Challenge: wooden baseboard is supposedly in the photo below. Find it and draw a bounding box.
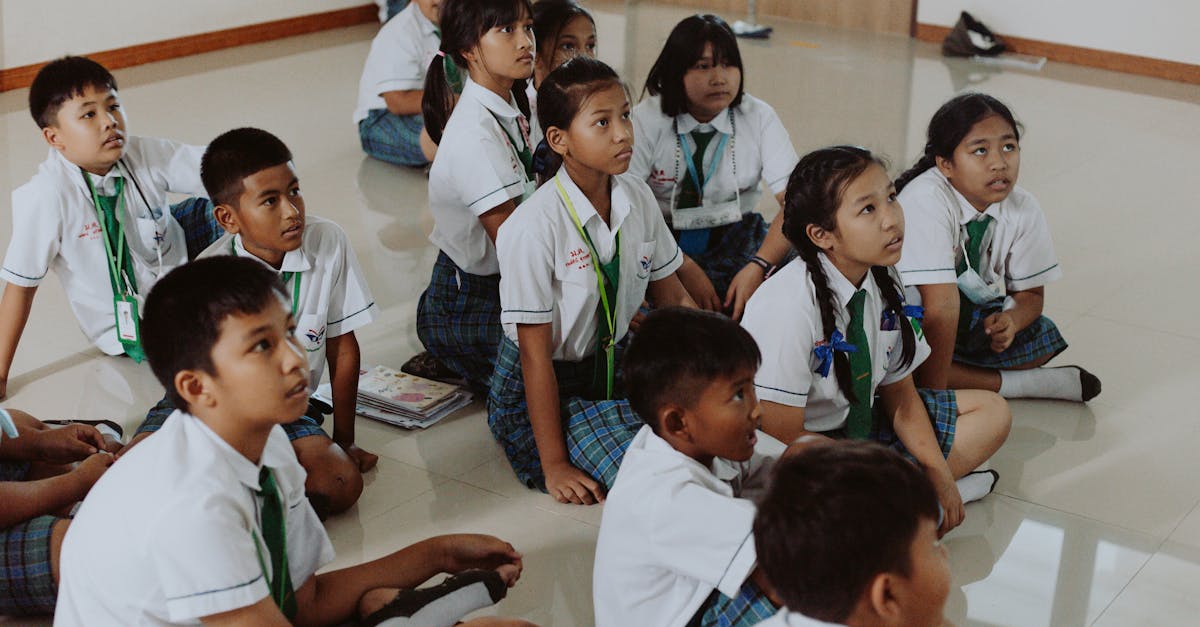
[915,23,1200,85]
[0,4,377,92]
[649,0,912,35]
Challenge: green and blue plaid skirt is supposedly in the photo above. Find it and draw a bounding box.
[417,251,504,394]
[867,388,958,460]
[1,513,60,616]
[359,108,429,168]
[689,577,778,627]
[135,395,328,441]
[955,297,1067,369]
[487,336,643,491]
[169,197,223,260]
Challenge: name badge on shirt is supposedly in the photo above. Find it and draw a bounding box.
[670,199,742,231]
[115,295,140,344]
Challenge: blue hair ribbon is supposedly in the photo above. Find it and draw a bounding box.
[813,330,858,378]
[903,305,925,338]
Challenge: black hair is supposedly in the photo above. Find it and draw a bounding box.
[623,307,760,432]
[754,441,940,622]
[200,127,294,208]
[782,146,916,404]
[643,14,745,117]
[141,257,289,411]
[532,0,595,81]
[895,92,1022,192]
[29,56,118,129]
[422,0,534,144]
[536,56,624,179]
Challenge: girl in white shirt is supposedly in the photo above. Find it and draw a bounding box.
[895,93,1100,402]
[741,146,1011,536]
[492,57,693,505]
[409,0,536,392]
[630,14,799,320]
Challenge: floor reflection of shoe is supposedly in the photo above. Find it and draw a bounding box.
[400,351,463,384]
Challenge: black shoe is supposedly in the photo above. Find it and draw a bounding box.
[942,11,1006,57]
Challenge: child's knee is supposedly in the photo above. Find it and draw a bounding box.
[296,440,364,518]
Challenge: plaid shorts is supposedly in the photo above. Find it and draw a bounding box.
[417,251,504,394]
[690,578,779,627]
[0,515,60,616]
[169,197,224,260]
[955,299,1068,369]
[487,336,642,491]
[135,394,328,441]
[868,388,958,460]
[359,108,429,168]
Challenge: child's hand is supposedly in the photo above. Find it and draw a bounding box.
[72,451,115,495]
[340,443,379,472]
[441,534,524,576]
[724,263,767,320]
[543,460,604,505]
[628,301,650,332]
[33,424,107,464]
[931,468,964,537]
[984,312,1016,353]
[676,261,722,312]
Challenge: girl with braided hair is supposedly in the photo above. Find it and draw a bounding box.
[741,146,1012,536]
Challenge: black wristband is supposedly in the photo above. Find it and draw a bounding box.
[748,255,773,275]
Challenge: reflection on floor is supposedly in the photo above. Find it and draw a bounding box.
[1,1,1198,625]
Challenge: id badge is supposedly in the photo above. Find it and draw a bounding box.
[671,198,742,231]
[114,295,140,345]
[956,267,1005,305]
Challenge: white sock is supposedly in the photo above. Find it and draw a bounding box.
[998,366,1101,401]
[957,470,999,504]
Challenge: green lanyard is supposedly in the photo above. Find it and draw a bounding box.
[490,111,534,181]
[82,171,131,296]
[554,175,619,399]
[231,239,301,314]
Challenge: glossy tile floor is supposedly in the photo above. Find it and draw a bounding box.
[1,2,1198,625]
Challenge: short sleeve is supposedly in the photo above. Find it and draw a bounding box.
[448,124,526,217]
[2,185,61,287]
[648,483,757,598]
[896,180,958,286]
[1004,193,1062,291]
[647,193,682,280]
[881,330,932,387]
[628,102,658,181]
[136,137,206,198]
[322,224,378,338]
[152,498,269,622]
[743,286,816,408]
[754,102,799,194]
[497,207,555,326]
[283,497,336,586]
[372,23,428,93]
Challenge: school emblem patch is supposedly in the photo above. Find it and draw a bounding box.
[303,325,326,352]
[637,254,651,279]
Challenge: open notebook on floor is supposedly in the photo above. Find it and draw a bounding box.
[313,365,473,429]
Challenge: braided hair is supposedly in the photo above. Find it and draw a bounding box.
[895,92,1021,193]
[782,146,916,403]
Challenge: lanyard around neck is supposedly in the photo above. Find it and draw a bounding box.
[678,130,729,201]
[554,174,619,399]
[670,110,739,212]
[82,169,131,296]
[231,239,301,315]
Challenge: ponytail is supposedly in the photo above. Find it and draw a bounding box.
[421,53,458,145]
[869,266,916,370]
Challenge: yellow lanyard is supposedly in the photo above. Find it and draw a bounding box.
[554,175,619,399]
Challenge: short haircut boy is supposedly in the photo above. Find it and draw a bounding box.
[623,306,760,430]
[141,256,288,410]
[200,127,293,207]
[753,441,941,623]
[28,56,117,129]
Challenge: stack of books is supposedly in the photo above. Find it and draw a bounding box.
[313,365,472,429]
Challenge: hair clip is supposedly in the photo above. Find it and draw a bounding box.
[813,330,857,378]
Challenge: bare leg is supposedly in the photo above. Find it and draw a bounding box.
[292,436,364,518]
[49,518,70,584]
[946,389,1011,478]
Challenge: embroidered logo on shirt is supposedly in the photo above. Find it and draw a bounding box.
[303,325,326,352]
[649,168,676,187]
[637,254,651,279]
[566,246,591,271]
[78,222,102,240]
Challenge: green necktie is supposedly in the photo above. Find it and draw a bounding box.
[845,289,874,440]
[956,214,996,337]
[258,467,297,619]
[676,129,717,210]
[95,180,145,363]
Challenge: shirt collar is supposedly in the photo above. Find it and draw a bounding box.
[412,4,438,36]
[231,233,312,274]
[183,411,293,492]
[674,107,733,136]
[818,252,881,310]
[641,425,740,493]
[555,171,631,236]
[934,168,1002,225]
[463,76,521,119]
[52,148,123,196]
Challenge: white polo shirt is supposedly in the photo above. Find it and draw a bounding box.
[55,411,334,625]
[428,77,536,276]
[757,609,846,627]
[741,255,931,433]
[593,424,786,627]
[896,167,1062,294]
[200,216,378,388]
[353,2,441,124]
[2,137,204,354]
[629,94,798,219]
[497,171,682,361]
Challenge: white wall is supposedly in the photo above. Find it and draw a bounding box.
[917,0,1200,66]
[2,0,366,70]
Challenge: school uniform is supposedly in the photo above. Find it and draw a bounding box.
[896,167,1066,369]
[629,94,798,296]
[1,137,218,356]
[134,216,379,441]
[490,170,682,489]
[418,76,538,393]
[742,254,958,457]
[55,411,333,625]
[756,610,846,627]
[0,462,61,616]
[593,424,783,627]
[354,1,440,167]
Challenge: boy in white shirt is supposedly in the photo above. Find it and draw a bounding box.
[753,441,951,627]
[593,307,802,627]
[0,56,220,399]
[122,128,378,517]
[56,256,525,626]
